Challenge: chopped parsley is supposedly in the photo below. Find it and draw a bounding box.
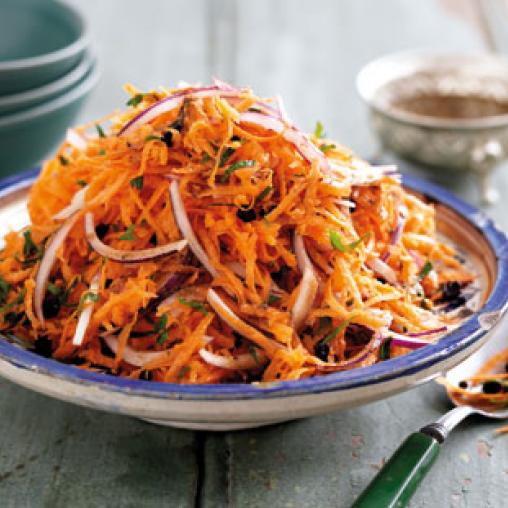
[95,124,106,138]
[22,229,42,259]
[379,338,392,360]
[126,94,145,107]
[76,179,87,187]
[200,153,211,163]
[321,318,352,345]
[130,176,144,189]
[177,365,190,380]
[98,148,106,156]
[329,229,369,253]
[267,294,281,305]
[320,144,336,153]
[145,134,161,142]
[255,186,272,203]
[47,277,79,308]
[0,289,26,314]
[248,344,261,366]
[80,292,99,306]
[155,314,169,345]
[221,160,256,182]
[178,297,208,315]
[219,147,235,167]
[119,224,136,241]
[0,276,10,305]
[314,121,325,139]
[418,260,433,280]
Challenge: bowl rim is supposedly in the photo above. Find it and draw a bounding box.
[356,48,508,130]
[0,57,100,129]
[0,50,95,109]
[0,170,507,401]
[0,0,90,72]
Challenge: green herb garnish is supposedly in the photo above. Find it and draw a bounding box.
[267,294,281,305]
[76,179,87,187]
[178,297,208,315]
[418,260,433,280]
[200,153,211,163]
[329,230,369,253]
[321,318,353,345]
[379,339,392,360]
[314,121,325,139]
[145,134,161,142]
[130,176,144,189]
[221,160,256,182]
[248,344,261,366]
[95,124,106,138]
[0,276,10,305]
[80,292,99,306]
[98,148,106,156]
[177,365,190,380]
[0,289,26,314]
[22,230,41,259]
[320,144,336,153]
[153,314,169,345]
[219,147,235,167]
[255,186,272,203]
[119,224,136,241]
[127,94,145,107]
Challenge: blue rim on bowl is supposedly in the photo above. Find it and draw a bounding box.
[0,171,507,400]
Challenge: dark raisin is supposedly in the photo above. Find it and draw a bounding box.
[42,293,60,319]
[345,324,374,347]
[231,135,241,142]
[105,279,113,289]
[444,296,466,312]
[315,342,330,361]
[149,233,157,246]
[162,131,173,147]
[34,336,52,357]
[438,281,461,303]
[233,332,243,348]
[458,380,469,389]
[270,266,288,286]
[95,223,109,240]
[236,208,257,222]
[482,380,502,394]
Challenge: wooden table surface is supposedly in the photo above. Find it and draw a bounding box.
[2,1,508,506]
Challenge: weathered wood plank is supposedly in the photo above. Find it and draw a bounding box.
[0,380,198,508]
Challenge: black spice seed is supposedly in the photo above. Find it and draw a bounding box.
[105,279,113,289]
[315,342,330,361]
[95,223,109,240]
[231,135,241,142]
[458,380,469,389]
[42,293,60,319]
[482,380,502,394]
[162,131,173,147]
[34,336,52,358]
[149,233,157,246]
[233,332,243,348]
[236,208,257,223]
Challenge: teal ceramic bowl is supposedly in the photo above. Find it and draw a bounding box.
[0,60,100,177]
[0,0,89,95]
[0,50,95,115]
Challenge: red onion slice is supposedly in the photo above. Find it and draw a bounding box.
[72,272,100,346]
[34,214,79,325]
[66,128,87,151]
[119,86,242,137]
[199,348,266,370]
[85,212,187,262]
[53,185,88,221]
[366,257,398,286]
[292,233,319,330]
[407,326,447,337]
[389,336,430,350]
[207,289,282,356]
[102,331,168,367]
[169,181,217,277]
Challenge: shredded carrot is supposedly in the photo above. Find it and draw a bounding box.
[0,81,474,384]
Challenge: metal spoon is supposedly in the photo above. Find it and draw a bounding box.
[352,322,508,508]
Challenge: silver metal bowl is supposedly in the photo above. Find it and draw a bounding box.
[357,50,508,203]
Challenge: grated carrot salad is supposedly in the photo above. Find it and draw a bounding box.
[0,81,474,384]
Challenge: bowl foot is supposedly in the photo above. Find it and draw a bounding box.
[140,417,289,431]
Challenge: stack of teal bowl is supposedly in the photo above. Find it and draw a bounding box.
[0,0,99,177]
